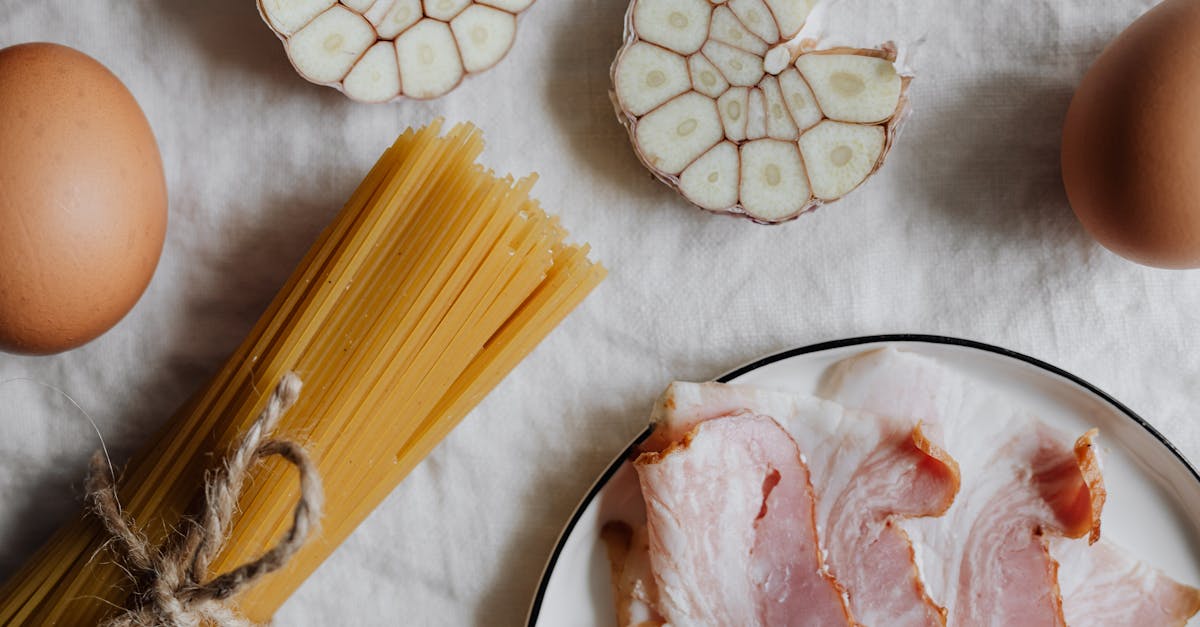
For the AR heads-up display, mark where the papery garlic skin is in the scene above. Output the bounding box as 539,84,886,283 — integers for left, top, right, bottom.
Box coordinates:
611,0,910,224
259,0,533,102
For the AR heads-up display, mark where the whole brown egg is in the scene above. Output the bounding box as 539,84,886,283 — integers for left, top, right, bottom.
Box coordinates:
1062,0,1200,268
0,43,167,354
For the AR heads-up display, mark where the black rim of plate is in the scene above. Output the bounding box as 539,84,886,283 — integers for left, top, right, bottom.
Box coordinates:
524,333,1200,625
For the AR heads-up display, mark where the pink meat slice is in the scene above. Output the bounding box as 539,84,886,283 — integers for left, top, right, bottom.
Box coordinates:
816,423,956,627
1055,535,1200,626
824,347,1199,627
935,424,1096,626
648,382,960,626
600,521,666,627
635,413,853,626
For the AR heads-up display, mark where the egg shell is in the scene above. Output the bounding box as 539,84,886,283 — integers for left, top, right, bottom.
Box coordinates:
0,43,167,354
1061,0,1200,269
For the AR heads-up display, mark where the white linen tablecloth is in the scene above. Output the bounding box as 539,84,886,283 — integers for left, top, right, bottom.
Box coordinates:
0,0,1194,624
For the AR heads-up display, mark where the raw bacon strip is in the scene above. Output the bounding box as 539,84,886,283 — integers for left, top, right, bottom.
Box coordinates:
824,348,1199,627
649,382,959,626
1054,535,1200,626
812,423,956,627
1036,428,1105,544
824,348,1105,538
946,425,1077,626
600,522,666,627
824,348,1090,626
634,414,853,626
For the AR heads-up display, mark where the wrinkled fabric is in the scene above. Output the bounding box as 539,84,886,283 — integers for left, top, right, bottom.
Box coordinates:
1,1,1198,625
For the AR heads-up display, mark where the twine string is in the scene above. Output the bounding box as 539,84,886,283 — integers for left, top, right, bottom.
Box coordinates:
85,372,323,627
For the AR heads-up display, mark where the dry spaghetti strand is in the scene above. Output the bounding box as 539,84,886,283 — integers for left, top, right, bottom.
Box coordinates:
0,121,604,624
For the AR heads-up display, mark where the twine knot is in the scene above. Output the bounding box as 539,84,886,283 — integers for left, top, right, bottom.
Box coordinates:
85,373,323,627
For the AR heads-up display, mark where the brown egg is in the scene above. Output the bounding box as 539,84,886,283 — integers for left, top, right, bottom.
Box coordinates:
0,43,166,354
1062,0,1200,268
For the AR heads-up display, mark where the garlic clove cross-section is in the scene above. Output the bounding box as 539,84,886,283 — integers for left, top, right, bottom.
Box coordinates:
635,92,725,175
611,0,910,224
258,0,535,102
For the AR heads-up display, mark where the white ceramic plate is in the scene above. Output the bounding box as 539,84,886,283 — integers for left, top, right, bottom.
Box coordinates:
526,335,1200,626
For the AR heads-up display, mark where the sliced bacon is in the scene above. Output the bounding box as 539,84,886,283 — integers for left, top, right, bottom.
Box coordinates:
824,347,1198,627
634,413,853,626
1054,535,1200,626
1035,428,1105,544
600,521,666,627
649,382,959,626
602,348,1196,626
945,427,1074,626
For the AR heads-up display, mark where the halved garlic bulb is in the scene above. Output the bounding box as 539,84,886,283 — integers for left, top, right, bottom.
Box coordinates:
258,0,533,102
611,0,909,223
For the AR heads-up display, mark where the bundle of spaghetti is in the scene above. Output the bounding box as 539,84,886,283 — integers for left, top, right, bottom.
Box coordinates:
0,120,605,624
